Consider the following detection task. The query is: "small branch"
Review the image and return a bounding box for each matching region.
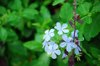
[73,0,77,39]
[68,50,75,66]
[68,0,77,66]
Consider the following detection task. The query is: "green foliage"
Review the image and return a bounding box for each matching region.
[77,2,91,16]
[52,0,64,6]
[0,6,7,15]
[24,41,42,51]
[32,53,50,66]
[8,41,28,56]
[83,14,100,41]
[82,15,92,24]
[40,6,52,23]
[0,0,100,66]
[0,27,7,41]
[22,8,38,19]
[91,1,100,13]
[8,0,22,11]
[60,3,73,22]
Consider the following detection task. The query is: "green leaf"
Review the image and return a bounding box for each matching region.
[11,57,29,66]
[7,12,24,30]
[21,0,29,7]
[60,3,73,22]
[23,41,42,51]
[43,0,52,5]
[84,56,94,66]
[23,8,38,19]
[0,47,5,56]
[78,22,85,41]
[77,2,92,16]
[8,0,22,11]
[57,56,67,66]
[35,34,43,43]
[21,28,33,38]
[75,61,86,66]
[0,27,7,41]
[37,53,50,66]
[7,28,18,42]
[40,6,52,23]
[8,41,28,56]
[52,0,64,6]
[29,3,38,9]
[77,0,84,4]
[31,53,50,66]
[90,47,100,58]
[81,44,92,58]
[91,2,100,13]
[0,6,7,15]
[82,16,92,24]
[78,32,84,41]
[83,14,100,41]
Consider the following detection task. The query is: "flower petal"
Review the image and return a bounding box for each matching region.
[60,42,66,48]
[53,44,58,49]
[62,24,68,29]
[45,46,51,54]
[55,50,61,55]
[77,46,81,51]
[50,29,55,33]
[63,29,69,33]
[48,45,53,50]
[71,30,79,38]
[62,34,70,42]
[66,44,72,52]
[48,41,55,45]
[45,35,50,41]
[58,31,63,35]
[43,34,46,39]
[74,48,79,55]
[71,42,77,48]
[51,53,57,59]
[50,32,55,37]
[54,22,61,30]
[45,30,49,34]
[42,41,47,48]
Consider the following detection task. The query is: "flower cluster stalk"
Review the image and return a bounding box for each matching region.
[68,0,77,66]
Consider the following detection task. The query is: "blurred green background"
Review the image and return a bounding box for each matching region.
[0,0,100,66]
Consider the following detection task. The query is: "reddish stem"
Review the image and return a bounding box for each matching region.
[68,0,77,66]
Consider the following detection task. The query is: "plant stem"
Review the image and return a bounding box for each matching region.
[73,0,77,38]
[68,0,77,66]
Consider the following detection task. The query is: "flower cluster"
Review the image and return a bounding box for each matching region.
[42,22,81,59]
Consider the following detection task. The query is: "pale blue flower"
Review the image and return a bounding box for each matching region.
[45,41,61,59]
[60,34,77,52]
[43,29,55,41]
[71,30,81,55]
[54,22,69,35]
[42,41,48,48]
[74,42,81,55]
[71,30,79,38]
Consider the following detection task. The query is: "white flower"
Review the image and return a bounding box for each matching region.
[54,22,69,35]
[74,46,81,55]
[43,29,55,41]
[43,41,54,52]
[45,41,61,59]
[74,42,81,55]
[71,30,81,55]
[60,34,77,52]
[71,30,79,38]
[42,41,48,48]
